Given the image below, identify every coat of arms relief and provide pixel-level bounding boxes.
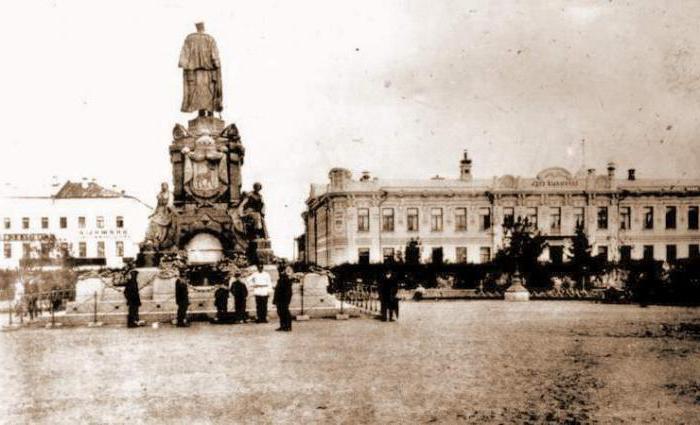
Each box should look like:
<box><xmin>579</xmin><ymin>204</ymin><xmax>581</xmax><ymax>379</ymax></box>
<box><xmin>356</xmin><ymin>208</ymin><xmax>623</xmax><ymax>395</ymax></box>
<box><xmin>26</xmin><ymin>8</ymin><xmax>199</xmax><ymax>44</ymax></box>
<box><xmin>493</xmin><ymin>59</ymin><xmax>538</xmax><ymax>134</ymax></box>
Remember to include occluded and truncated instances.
<box><xmin>182</xmin><ymin>132</ymin><xmax>229</xmax><ymax>202</ymax></box>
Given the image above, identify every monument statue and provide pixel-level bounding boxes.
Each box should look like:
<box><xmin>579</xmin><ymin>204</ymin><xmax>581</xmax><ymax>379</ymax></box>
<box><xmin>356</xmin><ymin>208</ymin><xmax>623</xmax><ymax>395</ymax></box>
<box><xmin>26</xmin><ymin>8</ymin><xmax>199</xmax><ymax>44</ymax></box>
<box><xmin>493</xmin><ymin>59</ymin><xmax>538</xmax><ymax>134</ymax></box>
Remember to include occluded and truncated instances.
<box><xmin>179</xmin><ymin>22</ymin><xmax>223</xmax><ymax>115</ymax></box>
<box><xmin>238</xmin><ymin>182</ymin><xmax>268</xmax><ymax>240</ymax></box>
<box><xmin>145</xmin><ymin>182</ymin><xmax>177</xmax><ymax>250</ymax></box>
<box><xmin>138</xmin><ymin>22</ymin><xmax>274</xmax><ymax>267</ymax></box>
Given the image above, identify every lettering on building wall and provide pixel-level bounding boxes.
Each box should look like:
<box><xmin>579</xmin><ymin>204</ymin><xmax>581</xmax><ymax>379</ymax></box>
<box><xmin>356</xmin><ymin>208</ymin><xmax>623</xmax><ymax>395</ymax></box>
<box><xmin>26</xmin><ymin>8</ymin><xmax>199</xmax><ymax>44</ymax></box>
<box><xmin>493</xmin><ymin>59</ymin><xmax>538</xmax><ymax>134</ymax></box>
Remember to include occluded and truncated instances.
<box><xmin>78</xmin><ymin>229</ymin><xmax>129</xmax><ymax>239</ymax></box>
<box><xmin>2</xmin><ymin>234</ymin><xmax>54</xmax><ymax>241</ymax></box>
<box><xmin>531</xmin><ymin>180</ymin><xmax>580</xmax><ymax>188</ymax></box>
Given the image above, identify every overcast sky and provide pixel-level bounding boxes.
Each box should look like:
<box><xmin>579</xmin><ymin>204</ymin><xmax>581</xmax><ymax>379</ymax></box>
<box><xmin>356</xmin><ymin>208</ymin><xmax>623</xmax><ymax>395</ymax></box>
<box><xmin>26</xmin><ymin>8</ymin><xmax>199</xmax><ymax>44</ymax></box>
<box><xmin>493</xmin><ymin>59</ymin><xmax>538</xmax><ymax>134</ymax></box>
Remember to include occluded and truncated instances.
<box><xmin>2</xmin><ymin>0</ymin><xmax>700</xmax><ymax>258</ymax></box>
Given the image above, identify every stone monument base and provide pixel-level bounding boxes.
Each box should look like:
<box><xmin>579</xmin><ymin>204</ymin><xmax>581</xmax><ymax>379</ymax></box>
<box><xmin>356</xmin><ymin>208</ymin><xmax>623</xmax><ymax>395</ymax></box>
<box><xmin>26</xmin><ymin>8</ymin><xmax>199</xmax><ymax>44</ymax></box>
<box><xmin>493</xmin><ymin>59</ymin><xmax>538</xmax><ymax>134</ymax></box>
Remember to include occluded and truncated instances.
<box><xmin>504</xmin><ymin>289</ymin><xmax>530</xmax><ymax>302</ymax></box>
<box><xmin>504</xmin><ymin>271</ymin><xmax>530</xmax><ymax>302</ymax></box>
<box><xmin>51</xmin><ymin>269</ymin><xmax>352</xmax><ymax>326</ymax></box>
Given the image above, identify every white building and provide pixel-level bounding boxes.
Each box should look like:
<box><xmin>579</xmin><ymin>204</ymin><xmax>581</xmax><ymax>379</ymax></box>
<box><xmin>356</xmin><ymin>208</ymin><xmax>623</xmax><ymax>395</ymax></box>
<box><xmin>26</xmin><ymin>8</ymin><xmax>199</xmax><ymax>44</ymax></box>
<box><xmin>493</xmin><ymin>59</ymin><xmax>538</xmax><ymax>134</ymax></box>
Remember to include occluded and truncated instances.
<box><xmin>300</xmin><ymin>152</ymin><xmax>700</xmax><ymax>267</ymax></box>
<box><xmin>0</xmin><ymin>179</ymin><xmax>151</xmax><ymax>269</ymax></box>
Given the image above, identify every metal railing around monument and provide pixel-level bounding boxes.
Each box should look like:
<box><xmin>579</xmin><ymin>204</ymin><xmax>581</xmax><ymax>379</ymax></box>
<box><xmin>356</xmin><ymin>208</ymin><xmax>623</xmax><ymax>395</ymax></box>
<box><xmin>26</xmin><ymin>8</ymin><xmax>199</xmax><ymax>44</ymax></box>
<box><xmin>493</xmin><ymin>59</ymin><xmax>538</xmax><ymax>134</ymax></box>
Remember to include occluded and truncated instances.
<box><xmin>342</xmin><ymin>281</ymin><xmax>380</xmax><ymax>316</ymax></box>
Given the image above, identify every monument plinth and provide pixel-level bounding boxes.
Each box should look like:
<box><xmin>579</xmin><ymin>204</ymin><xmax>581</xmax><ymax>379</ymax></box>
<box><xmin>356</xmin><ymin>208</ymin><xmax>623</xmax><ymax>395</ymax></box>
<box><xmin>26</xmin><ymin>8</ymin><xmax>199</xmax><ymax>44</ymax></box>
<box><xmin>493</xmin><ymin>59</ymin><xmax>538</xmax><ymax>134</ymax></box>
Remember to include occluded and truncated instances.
<box><xmin>504</xmin><ymin>270</ymin><xmax>530</xmax><ymax>302</ymax></box>
<box><xmin>139</xmin><ymin>23</ymin><xmax>273</xmax><ymax>267</ymax></box>
<box><xmin>54</xmin><ymin>23</ymin><xmax>351</xmax><ymax>326</ymax></box>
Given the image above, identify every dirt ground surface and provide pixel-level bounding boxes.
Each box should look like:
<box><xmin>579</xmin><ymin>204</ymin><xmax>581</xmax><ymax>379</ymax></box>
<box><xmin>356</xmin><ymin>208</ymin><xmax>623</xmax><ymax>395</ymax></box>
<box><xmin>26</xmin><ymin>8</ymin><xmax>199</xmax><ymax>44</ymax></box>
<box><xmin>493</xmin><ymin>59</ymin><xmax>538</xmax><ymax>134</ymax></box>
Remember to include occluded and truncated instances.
<box><xmin>1</xmin><ymin>301</ymin><xmax>699</xmax><ymax>424</ymax></box>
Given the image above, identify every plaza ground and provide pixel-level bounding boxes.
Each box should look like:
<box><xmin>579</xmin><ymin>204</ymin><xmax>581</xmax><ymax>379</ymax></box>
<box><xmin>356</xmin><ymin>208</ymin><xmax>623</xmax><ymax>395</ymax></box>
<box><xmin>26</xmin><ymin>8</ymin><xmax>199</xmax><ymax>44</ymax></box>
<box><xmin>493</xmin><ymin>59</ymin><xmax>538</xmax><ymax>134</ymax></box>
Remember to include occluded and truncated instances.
<box><xmin>1</xmin><ymin>301</ymin><xmax>699</xmax><ymax>424</ymax></box>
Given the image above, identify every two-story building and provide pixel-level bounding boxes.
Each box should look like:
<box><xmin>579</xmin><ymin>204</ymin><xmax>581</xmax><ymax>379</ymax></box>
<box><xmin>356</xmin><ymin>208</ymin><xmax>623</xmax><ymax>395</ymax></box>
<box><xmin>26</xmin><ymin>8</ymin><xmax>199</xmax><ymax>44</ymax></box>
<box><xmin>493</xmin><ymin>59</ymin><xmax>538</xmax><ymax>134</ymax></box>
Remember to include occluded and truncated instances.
<box><xmin>0</xmin><ymin>179</ymin><xmax>151</xmax><ymax>269</ymax></box>
<box><xmin>299</xmin><ymin>152</ymin><xmax>700</xmax><ymax>267</ymax></box>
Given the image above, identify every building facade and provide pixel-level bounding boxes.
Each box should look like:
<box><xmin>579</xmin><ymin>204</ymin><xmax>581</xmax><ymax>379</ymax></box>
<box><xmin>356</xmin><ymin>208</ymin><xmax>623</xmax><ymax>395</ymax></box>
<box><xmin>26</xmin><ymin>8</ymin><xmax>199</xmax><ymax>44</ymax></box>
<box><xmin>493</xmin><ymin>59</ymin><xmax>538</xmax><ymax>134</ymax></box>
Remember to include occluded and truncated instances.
<box><xmin>300</xmin><ymin>152</ymin><xmax>700</xmax><ymax>267</ymax></box>
<box><xmin>0</xmin><ymin>180</ymin><xmax>151</xmax><ymax>269</ymax></box>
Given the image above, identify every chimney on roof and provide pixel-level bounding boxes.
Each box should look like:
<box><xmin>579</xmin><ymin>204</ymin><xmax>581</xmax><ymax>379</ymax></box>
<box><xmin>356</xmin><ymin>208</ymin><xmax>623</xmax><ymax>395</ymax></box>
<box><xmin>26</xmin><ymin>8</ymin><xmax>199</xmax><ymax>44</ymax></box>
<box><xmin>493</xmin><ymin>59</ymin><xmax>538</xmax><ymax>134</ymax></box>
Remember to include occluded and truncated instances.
<box><xmin>328</xmin><ymin>168</ymin><xmax>352</xmax><ymax>191</ymax></box>
<box><xmin>459</xmin><ymin>150</ymin><xmax>472</xmax><ymax>182</ymax></box>
<box><xmin>607</xmin><ymin>161</ymin><xmax>616</xmax><ymax>179</ymax></box>
<box><xmin>628</xmin><ymin>169</ymin><xmax>636</xmax><ymax>181</ymax></box>
<box><xmin>360</xmin><ymin>171</ymin><xmax>371</xmax><ymax>182</ymax></box>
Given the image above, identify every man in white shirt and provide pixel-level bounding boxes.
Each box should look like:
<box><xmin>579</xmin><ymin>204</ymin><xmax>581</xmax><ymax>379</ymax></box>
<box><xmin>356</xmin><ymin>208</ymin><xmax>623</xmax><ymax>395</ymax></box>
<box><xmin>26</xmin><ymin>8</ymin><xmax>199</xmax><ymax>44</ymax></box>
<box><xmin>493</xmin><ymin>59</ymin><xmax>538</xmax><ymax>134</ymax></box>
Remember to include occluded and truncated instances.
<box><xmin>248</xmin><ymin>263</ymin><xmax>272</xmax><ymax>323</ymax></box>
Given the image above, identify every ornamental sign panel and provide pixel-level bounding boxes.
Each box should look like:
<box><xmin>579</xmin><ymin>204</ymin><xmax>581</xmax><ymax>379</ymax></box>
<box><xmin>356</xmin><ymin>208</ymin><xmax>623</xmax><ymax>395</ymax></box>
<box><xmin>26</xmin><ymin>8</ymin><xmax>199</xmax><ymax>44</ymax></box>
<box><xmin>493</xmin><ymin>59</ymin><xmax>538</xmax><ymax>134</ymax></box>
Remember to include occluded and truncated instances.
<box><xmin>529</xmin><ymin>167</ymin><xmax>581</xmax><ymax>190</ymax></box>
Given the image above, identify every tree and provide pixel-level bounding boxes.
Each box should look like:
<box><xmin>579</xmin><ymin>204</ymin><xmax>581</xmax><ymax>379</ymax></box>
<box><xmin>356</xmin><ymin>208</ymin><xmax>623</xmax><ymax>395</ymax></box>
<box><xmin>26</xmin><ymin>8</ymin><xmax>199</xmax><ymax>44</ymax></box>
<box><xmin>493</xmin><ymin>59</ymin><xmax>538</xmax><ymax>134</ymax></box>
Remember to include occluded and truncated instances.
<box><xmin>494</xmin><ymin>217</ymin><xmax>547</xmax><ymax>275</ymax></box>
<box><xmin>404</xmin><ymin>238</ymin><xmax>422</xmax><ymax>265</ymax></box>
<box><xmin>566</xmin><ymin>222</ymin><xmax>595</xmax><ymax>290</ymax></box>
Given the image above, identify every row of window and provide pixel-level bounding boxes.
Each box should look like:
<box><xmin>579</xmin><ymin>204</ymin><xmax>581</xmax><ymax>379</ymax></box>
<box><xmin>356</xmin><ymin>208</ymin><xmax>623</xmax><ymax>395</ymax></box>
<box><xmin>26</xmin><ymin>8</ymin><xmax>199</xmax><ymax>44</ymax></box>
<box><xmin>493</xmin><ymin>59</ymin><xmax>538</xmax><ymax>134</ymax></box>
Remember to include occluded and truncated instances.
<box><xmin>356</xmin><ymin>206</ymin><xmax>700</xmax><ymax>232</ymax></box>
<box><xmin>358</xmin><ymin>246</ymin><xmax>492</xmax><ymax>264</ymax></box>
<box><xmin>3</xmin><ymin>241</ymin><xmax>125</xmax><ymax>259</ymax></box>
<box><xmin>2</xmin><ymin>216</ymin><xmax>125</xmax><ymax>231</ymax></box>
<box><xmin>354</xmin><ymin>243</ymin><xmax>700</xmax><ymax>265</ymax></box>
<box><xmin>359</xmin><ymin>207</ymin><xmax>492</xmax><ymax>233</ymax></box>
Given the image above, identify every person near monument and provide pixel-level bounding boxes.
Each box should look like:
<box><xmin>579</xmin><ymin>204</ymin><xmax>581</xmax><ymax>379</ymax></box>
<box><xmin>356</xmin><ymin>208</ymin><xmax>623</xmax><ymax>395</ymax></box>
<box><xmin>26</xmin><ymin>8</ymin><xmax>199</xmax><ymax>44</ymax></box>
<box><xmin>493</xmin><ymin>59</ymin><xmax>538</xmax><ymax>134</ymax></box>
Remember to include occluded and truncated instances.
<box><xmin>179</xmin><ymin>22</ymin><xmax>222</xmax><ymax>116</ymax></box>
<box><xmin>378</xmin><ymin>268</ymin><xmax>399</xmax><ymax>322</ymax></box>
<box><xmin>175</xmin><ymin>277</ymin><xmax>190</xmax><ymax>327</ymax></box>
<box><xmin>26</xmin><ymin>279</ymin><xmax>39</xmax><ymax>320</ymax></box>
<box><xmin>229</xmin><ymin>270</ymin><xmax>249</xmax><ymax>323</ymax></box>
<box><xmin>124</xmin><ymin>270</ymin><xmax>142</xmax><ymax>328</ymax></box>
<box><xmin>248</xmin><ymin>263</ymin><xmax>272</xmax><ymax>323</ymax></box>
<box><xmin>213</xmin><ymin>282</ymin><xmax>230</xmax><ymax>323</ymax></box>
<box><xmin>273</xmin><ymin>265</ymin><xmax>294</xmax><ymax>332</ymax></box>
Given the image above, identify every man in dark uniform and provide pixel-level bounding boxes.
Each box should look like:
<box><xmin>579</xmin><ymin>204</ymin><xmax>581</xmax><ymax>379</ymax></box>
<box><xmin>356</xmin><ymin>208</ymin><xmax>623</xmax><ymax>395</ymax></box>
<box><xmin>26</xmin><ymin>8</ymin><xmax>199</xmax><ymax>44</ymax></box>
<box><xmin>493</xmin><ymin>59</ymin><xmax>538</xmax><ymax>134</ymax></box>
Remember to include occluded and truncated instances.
<box><xmin>26</xmin><ymin>279</ymin><xmax>39</xmax><ymax>320</ymax></box>
<box><xmin>229</xmin><ymin>271</ymin><xmax>249</xmax><ymax>323</ymax></box>
<box><xmin>175</xmin><ymin>277</ymin><xmax>190</xmax><ymax>327</ymax></box>
<box><xmin>124</xmin><ymin>270</ymin><xmax>141</xmax><ymax>328</ymax></box>
<box><xmin>213</xmin><ymin>282</ymin><xmax>229</xmax><ymax>323</ymax></box>
<box><xmin>378</xmin><ymin>268</ymin><xmax>399</xmax><ymax>321</ymax></box>
<box><xmin>273</xmin><ymin>265</ymin><xmax>294</xmax><ymax>332</ymax></box>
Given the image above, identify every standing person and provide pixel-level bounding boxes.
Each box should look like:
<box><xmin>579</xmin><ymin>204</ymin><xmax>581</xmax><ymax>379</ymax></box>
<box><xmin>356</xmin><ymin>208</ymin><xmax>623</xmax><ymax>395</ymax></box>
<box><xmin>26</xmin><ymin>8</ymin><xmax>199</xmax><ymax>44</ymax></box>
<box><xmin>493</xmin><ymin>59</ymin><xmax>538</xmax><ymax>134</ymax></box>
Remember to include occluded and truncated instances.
<box><xmin>273</xmin><ymin>265</ymin><xmax>294</xmax><ymax>332</ymax></box>
<box><xmin>26</xmin><ymin>279</ymin><xmax>38</xmax><ymax>321</ymax></box>
<box><xmin>378</xmin><ymin>268</ymin><xmax>398</xmax><ymax>321</ymax></box>
<box><xmin>248</xmin><ymin>263</ymin><xmax>272</xmax><ymax>323</ymax></box>
<box><xmin>213</xmin><ymin>282</ymin><xmax>229</xmax><ymax>323</ymax></box>
<box><xmin>175</xmin><ymin>276</ymin><xmax>190</xmax><ymax>327</ymax></box>
<box><xmin>13</xmin><ymin>279</ymin><xmax>25</xmax><ymax>321</ymax></box>
<box><xmin>229</xmin><ymin>271</ymin><xmax>249</xmax><ymax>323</ymax></box>
<box><xmin>124</xmin><ymin>270</ymin><xmax>141</xmax><ymax>328</ymax></box>
<box><xmin>390</xmin><ymin>279</ymin><xmax>400</xmax><ymax>321</ymax></box>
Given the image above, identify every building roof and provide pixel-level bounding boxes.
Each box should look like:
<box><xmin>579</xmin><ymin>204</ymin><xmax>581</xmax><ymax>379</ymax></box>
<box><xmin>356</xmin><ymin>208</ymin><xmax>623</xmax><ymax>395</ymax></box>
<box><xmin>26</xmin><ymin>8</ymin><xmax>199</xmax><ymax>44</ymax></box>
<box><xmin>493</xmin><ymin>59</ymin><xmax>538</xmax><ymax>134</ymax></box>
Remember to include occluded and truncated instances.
<box><xmin>0</xmin><ymin>179</ymin><xmax>151</xmax><ymax>208</ymax></box>
<box><xmin>54</xmin><ymin>181</ymin><xmax>122</xmax><ymax>199</ymax></box>
<box><xmin>309</xmin><ymin>165</ymin><xmax>700</xmax><ymax>202</ymax></box>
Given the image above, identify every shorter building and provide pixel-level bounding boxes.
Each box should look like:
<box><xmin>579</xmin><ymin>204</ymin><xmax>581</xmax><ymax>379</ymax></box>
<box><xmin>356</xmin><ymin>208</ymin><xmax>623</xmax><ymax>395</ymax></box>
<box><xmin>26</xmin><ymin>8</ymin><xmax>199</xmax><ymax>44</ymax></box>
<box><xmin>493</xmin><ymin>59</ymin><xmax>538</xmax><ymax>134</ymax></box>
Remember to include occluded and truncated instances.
<box><xmin>299</xmin><ymin>152</ymin><xmax>700</xmax><ymax>267</ymax></box>
<box><xmin>0</xmin><ymin>179</ymin><xmax>151</xmax><ymax>269</ymax></box>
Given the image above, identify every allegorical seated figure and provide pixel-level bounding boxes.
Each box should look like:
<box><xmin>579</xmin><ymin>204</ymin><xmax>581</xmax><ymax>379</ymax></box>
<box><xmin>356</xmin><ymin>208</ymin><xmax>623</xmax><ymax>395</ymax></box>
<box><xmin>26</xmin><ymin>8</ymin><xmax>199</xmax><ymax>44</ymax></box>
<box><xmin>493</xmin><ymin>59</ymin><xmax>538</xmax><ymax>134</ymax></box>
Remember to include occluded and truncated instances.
<box><xmin>238</xmin><ymin>183</ymin><xmax>268</xmax><ymax>240</ymax></box>
<box><xmin>145</xmin><ymin>182</ymin><xmax>176</xmax><ymax>250</ymax></box>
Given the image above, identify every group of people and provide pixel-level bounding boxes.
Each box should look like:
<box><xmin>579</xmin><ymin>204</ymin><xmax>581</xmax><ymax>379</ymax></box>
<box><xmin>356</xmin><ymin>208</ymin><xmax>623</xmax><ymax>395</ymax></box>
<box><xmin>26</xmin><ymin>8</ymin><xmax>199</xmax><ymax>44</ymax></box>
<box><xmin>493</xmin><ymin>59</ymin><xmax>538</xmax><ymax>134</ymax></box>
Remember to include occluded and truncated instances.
<box><xmin>11</xmin><ymin>279</ymin><xmax>64</xmax><ymax>322</ymax></box>
<box><xmin>123</xmin><ymin>263</ymin><xmax>295</xmax><ymax>332</ymax></box>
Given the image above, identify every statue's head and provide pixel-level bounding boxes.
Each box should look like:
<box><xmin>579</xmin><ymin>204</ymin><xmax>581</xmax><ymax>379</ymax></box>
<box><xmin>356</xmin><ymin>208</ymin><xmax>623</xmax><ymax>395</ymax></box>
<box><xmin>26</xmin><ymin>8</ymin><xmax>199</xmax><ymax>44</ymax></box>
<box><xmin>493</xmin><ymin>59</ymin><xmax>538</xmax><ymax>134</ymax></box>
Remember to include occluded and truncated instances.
<box><xmin>253</xmin><ymin>182</ymin><xmax>262</xmax><ymax>192</ymax></box>
<box><xmin>195</xmin><ymin>22</ymin><xmax>205</xmax><ymax>33</ymax></box>
<box><xmin>160</xmin><ymin>182</ymin><xmax>169</xmax><ymax>191</ymax></box>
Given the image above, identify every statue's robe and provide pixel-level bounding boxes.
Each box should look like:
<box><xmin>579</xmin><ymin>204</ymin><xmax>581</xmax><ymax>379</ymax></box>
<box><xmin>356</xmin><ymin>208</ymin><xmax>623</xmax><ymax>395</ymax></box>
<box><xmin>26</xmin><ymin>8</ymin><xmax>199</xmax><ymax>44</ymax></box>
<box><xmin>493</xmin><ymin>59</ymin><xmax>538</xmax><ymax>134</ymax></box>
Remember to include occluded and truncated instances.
<box><xmin>179</xmin><ymin>32</ymin><xmax>223</xmax><ymax>113</ymax></box>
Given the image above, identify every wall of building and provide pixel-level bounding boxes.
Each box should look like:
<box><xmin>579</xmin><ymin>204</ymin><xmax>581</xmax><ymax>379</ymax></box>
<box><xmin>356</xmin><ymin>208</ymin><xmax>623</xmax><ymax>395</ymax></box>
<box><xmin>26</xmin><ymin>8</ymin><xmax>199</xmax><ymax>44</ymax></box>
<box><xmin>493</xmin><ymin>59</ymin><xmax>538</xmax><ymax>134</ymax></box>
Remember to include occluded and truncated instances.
<box><xmin>301</xmin><ymin>164</ymin><xmax>700</xmax><ymax>267</ymax></box>
<box><xmin>0</xmin><ymin>196</ymin><xmax>150</xmax><ymax>269</ymax></box>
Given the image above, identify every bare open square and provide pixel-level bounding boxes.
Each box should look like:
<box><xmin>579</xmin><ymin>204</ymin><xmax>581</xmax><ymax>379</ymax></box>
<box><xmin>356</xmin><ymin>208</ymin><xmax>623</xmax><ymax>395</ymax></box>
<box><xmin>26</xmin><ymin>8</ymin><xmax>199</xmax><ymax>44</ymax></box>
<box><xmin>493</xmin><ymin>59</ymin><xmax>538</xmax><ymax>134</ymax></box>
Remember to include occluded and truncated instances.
<box><xmin>1</xmin><ymin>301</ymin><xmax>698</xmax><ymax>424</ymax></box>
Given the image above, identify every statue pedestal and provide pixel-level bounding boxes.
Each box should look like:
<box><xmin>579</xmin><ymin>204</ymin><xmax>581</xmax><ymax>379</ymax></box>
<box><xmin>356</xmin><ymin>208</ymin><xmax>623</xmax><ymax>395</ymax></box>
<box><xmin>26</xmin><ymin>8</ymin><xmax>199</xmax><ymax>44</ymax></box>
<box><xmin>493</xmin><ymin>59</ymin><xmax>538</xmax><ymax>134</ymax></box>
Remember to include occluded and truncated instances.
<box><xmin>152</xmin><ymin>275</ymin><xmax>178</xmax><ymax>302</ymax></box>
<box><xmin>253</xmin><ymin>238</ymin><xmax>275</xmax><ymax>264</ymax></box>
<box><xmin>187</xmin><ymin>115</ymin><xmax>225</xmax><ymax>135</ymax></box>
<box><xmin>504</xmin><ymin>272</ymin><xmax>530</xmax><ymax>302</ymax></box>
